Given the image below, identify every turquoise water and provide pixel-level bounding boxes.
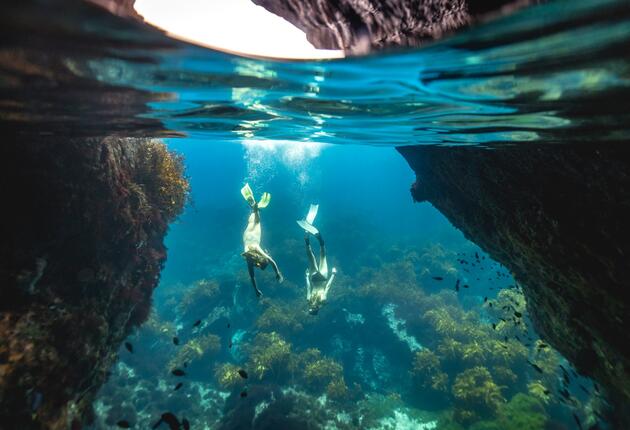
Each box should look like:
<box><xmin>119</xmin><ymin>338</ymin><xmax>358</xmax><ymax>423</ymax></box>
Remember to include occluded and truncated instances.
<box><xmin>86</xmin><ymin>0</ymin><xmax>630</xmax><ymax>147</ymax></box>
<box><xmin>79</xmin><ymin>0</ymin><xmax>630</xmax><ymax>428</ymax></box>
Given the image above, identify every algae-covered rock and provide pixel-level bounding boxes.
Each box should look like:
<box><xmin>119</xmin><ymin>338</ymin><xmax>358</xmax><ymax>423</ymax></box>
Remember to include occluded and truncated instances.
<box><xmin>452</xmin><ymin>366</ymin><xmax>505</xmax><ymax>424</ymax></box>
<box><xmin>246</xmin><ymin>332</ymin><xmax>293</xmax><ymax>380</ymax></box>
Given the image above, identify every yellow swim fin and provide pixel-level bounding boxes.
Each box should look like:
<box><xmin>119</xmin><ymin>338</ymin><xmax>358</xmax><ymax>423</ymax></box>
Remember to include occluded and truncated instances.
<box><xmin>258</xmin><ymin>192</ymin><xmax>271</xmax><ymax>209</ymax></box>
<box><xmin>241</xmin><ymin>183</ymin><xmax>256</xmax><ymax>207</ymax></box>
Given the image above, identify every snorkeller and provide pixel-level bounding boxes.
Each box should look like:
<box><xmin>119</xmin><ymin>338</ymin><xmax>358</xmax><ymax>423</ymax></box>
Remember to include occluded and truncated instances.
<box><xmin>297</xmin><ymin>204</ymin><xmax>337</xmax><ymax>315</ymax></box>
<box><xmin>241</xmin><ymin>183</ymin><xmax>283</xmax><ymax>297</ymax></box>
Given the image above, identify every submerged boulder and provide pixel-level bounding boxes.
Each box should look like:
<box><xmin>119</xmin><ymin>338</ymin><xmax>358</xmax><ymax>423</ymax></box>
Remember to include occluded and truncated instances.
<box><xmin>398</xmin><ymin>144</ymin><xmax>630</xmax><ymax>426</ymax></box>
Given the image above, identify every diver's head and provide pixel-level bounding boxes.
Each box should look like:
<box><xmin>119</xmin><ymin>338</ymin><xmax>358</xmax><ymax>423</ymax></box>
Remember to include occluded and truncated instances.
<box><xmin>308</xmin><ymin>296</ymin><xmax>324</xmax><ymax>315</ymax></box>
<box><xmin>244</xmin><ymin>249</ymin><xmax>269</xmax><ymax>269</ymax></box>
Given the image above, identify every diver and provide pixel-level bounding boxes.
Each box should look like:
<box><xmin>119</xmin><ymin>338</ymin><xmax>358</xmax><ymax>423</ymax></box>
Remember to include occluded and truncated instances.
<box><xmin>241</xmin><ymin>183</ymin><xmax>283</xmax><ymax>297</ymax></box>
<box><xmin>297</xmin><ymin>204</ymin><xmax>337</xmax><ymax>315</ymax></box>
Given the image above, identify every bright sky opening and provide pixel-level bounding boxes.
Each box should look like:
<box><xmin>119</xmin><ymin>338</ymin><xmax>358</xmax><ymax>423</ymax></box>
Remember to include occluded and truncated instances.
<box><xmin>134</xmin><ymin>0</ymin><xmax>344</xmax><ymax>60</ymax></box>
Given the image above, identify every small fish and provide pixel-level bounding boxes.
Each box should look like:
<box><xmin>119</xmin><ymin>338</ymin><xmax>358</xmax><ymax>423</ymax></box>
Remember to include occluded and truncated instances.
<box><xmin>578</xmin><ymin>384</ymin><xmax>589</xmax><ymax>394</ymax></box>
<box><xmin>240</xmin><ymin>390</ymin><xmax>248</xmax><ymax>398</ymax></box>
<box><xmin>573</xmin><ymin>412</ymin><xmax>583</xmax><ymax>430</ymax></box>
<box><xmin>171</xmin><ymin>369</ymin><xmax>186</xmax><ymax>377</ymax></box>
<box><xmin>489</xmin><ymin>302</ymin><xmax>493</xmax><ymax>307</ymax></box>
<box><xmin>182</xmin><ymin>418</ymin><xmax>190</xmax><ymax>430</ymax></box>
<box><xmin>499</xmin><ymin>318</ymin><xmax>507</xmax><ymax>322</ymax></box>
<box><xmin>431</xmin><ymin>276</ymin><xmax>444</xmax><ymax>281</ymax></box>
<box><xmin>183</xmin><ymin>362</ymin><xmax>188</xmax><ymax>368</ymax></box>
<box><xmin>116</xmin><ymin>420</ymin><xmax>131</xmax><ymax>428</ymax></box>
<box><xmin>228</xmin><ymin>341</ymin><xmax>233</xmax><ymax>349</ymax></box>
<box><xmin>193</xmin><ymin>319</ymin><xmax>202</xmax><ymax>327</ymax></box>
<box><xmin>483</xmin><ymin>296</ymin><xmax>488</xmax><ymax>303</ymax></box>
<box><xmin>514</xmin><ymin>311</ymin><xmax>522</xmax><ymax>318</ymax></box>
<box><xmin>515</xmin><ymin>335</ymin><xmax>521</xmax><ymax>341</ymax></box>
<box><xmin>238</xmin><ymin>369</ymin><xmax>248</xmax><ymax>379</ymax></box>
<box><xmin>543</xmin><ymin>389</ymin><xmax>550</xmax><ymax>395</ymax></box>
<box><xmin>124</xmin><ymin>342</ymin><xmax>133</xmax><ymax>353</ymax></box>
<box><xmin>158</xmin><ymin>412</ymin><xmax>180</xmax><ymax>430</ymax></box>
<box><xmin>174</xmin><ymin>382</ymin><xmax>183</xmax><ymax>391</ymax></box>
<box><xmin>475</xmin><ymin>252</ymin><xmax>479</xmax><ymax>260</ymax></box>
<box><xmin>455</xmin><ymin>280</ymin><xmax>460</xmax><ymax>292</ymax></box>
<box><xmin>528</xmin><ymin>361</ymin><xmax>543</xmax><ymax>373</ymax></box>
<box><xmin>172</xmin><ymin>337</ymin><xmax>180</xmax><ymax>345</ymax></box>
<box><xmin>559</xmin><ymin>388</ymin><xmax>571</xmax><ymax>400</ymax></box>
<box><xmin>492</xmin><ymin>323</ymin><xmax>496</xmax><ymax>330</ymax></box>
<box><xmin>227</xmin><ymin>322</ymin><xmax>231</xmax><ymax>328</ymax></box>
<box><xmin>463</xmin><ymin>284</ymin><xmax>469</xmax><ymax>289</ymax></box>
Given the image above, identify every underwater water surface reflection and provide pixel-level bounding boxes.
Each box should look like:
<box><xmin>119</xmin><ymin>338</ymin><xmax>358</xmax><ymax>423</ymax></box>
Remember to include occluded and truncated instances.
<box><xmin>89</xmin><ymin>142</ymin><xmax>603</xmax><ymax>430</ymax></box>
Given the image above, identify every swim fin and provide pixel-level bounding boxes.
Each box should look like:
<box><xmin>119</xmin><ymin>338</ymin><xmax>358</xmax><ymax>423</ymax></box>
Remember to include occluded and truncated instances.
<box><xmin>305</xmin><ymin>204</ymin><xmax>319</xmax><ymax>225</ymax></box>
<box><xmin>241</xmin><ymin>183</ymin><xmax>256</xmax><ymax>207</ymax></box>
<box><xmin>297</xmin><ymin>203</ymin><xmax>320</xmax><ymax>234</ymax></box>
<box><xmin>297</xmin><ymin>219</ymin><xmax>319</xmax><ymax>235</ymax></box>
<box><xmin>258</xmin><ymin>192</ymin><xmax>271</xmax><ymax>209</ymax></box>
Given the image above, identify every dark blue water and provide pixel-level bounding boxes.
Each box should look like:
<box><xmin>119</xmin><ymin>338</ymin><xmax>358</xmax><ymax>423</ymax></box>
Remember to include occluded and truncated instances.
<box><xmin>83</xmin><ymin>0</ymin><xmax>630</xmax><ymax>428</ymax></box>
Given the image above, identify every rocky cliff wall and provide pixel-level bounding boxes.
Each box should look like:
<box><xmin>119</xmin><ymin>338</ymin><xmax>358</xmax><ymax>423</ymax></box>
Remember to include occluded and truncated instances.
<box><xmin>253</xmin><ymin>0</ymin><xmax>537</xmax><ymax>53</ymax></box>
<box><xmin>397</xmin><ymin>144</ymin><xmax>630</xmax><ymax>426</ymax></box>
<box><xmin>0</xmin><ymin>1</ymin><xmax>188</xmax><ymax>427</ymax></box>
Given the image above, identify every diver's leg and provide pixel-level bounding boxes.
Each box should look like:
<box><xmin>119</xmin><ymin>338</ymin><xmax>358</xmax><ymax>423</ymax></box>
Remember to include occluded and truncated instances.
<box><xmin>305</xmin><ymin>235</ymin><xmax>318</xmax><ymax>273</ymax></box>
<box><xmin>243</xmin><ymin>211</ymin><xmax>262</xmax><ymax>251</ymax></box>
<box><xmin>247</xmin><ymin>260</ymin><xmax>262</xmax><ymax>297</ymax></box>
<box><xmin>316</xmin><ymin>233</ymin><xmax>328</xmax><ymax>278</ymax></box>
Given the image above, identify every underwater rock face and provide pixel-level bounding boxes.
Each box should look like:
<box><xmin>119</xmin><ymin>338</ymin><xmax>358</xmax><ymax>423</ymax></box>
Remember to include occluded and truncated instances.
<box><xmin>253</xmin><ymin>0</ymin><xmax>537</xmax><ymax>53</ymax></box>
<box><xmin>1</xmin><ymin>134</ymin><xmax>187</xmax><ymax>428</ymax></box>
<box><xmin>398</xmin><ymin>144</ymin><xmax>630</xmax><ymax>426</ymax></box>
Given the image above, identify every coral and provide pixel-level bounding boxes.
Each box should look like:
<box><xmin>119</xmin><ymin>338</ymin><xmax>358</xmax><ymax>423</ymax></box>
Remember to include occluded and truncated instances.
<box><xmin>134</xmin><ymin>139</ymin><xmax>190</xmax><ymax>222</ymax></box>
<box><xmin>303</xmin><ymin>358</ymin><xmax>343</xmax><ymax>388</ymax></box>
<box><xmin>492</xmin><ymin>393</ymin><xmax>548</xmax><ymax>430</ymax></box>
<box><xmin>167</xmin><ymin>333</ymin><xmax>220</xmax><ymax>370</ymax></box>
<box><xmin>326</xmin><ymin>377</ymin><xmax>349</xmax><ymax>400</ymax></box>
<box><xmin>452</xmin><ymin>367</ymin><xmax>505</xmax><ymax>424</ymax></box>
<box><xmin>214</xmin><ymin>363</ymin><xmax>246</xmax><ymax>390</ymax></box>
<box><xmin>246</xmin><ymin>332</ymin><xmax>292</xmax><ymax>380</ymax></box>
<box><xmin>412</xmin><ymin>349</ymin><xmax>449</xmax><ymax>393</ymax></box>
<box><xmin>255</xmin><ymin>301</ymin><xmax>304</xmax><ymax>335</ymax></box>
<box><xmin>176</xmin><ymin>278</ymin><xmax>219</xmax><ymax>317</ymax></box>
<box><xmin>527</xmin><ymin>381</ymin><xmax>551</xmax><ymax>404</ymax></box>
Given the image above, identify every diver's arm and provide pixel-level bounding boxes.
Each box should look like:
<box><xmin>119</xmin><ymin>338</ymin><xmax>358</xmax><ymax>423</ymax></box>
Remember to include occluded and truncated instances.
<box><xmin>323</xmin><ymin>268</ymin><xmax>336</xmax><ymax>297</ymax></box>
<box><xmin>268</xmin><ymin>256</ymin><xmax>283</xmax><ymax>283</ymax></box>
<box><xmin>306</xmin><ymin>270</ymin><xmax>312</xmax><ymax>299</ymax></box>
<box><xmin>247</xmin><ymin>260</ymin><xmax>262</xmax><ymax>297</ymax></box>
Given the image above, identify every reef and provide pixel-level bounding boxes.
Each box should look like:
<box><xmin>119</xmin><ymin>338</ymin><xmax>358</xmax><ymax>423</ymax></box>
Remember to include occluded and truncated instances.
<box><xmin>399</xmin><ymin>144</ymin><xmax>630</xmax><ymax>426</ymax></box>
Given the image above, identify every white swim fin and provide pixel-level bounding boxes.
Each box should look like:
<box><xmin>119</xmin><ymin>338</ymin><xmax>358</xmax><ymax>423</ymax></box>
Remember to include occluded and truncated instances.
<box><xmin>297</xmin><ymin>204</ymin><xmax>320</xmax><ymax>235</ymax></box>
<box><xmin>305</xmin><ymin>204</ymin><xmax>319</xmax><ymax>224</ymax></box>
<box><xmin>297</xmin><ymin>220</ymin><xmax>319</xmax><ymax>235</ymax></box>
